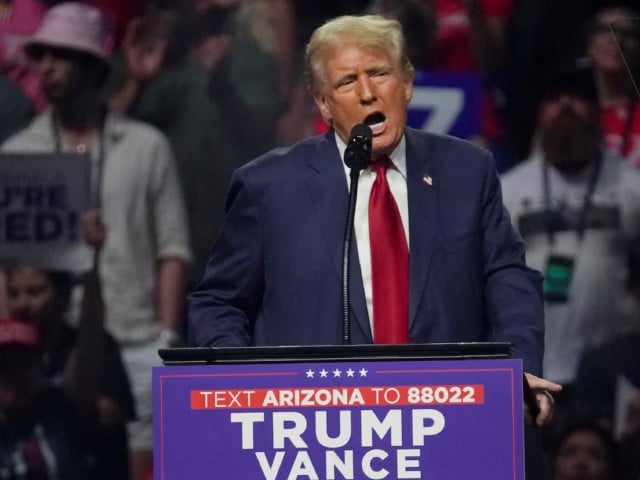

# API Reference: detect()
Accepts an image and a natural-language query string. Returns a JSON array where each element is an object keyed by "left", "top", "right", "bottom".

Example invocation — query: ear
[
  {"left": 404, "top": 77, "right": 413, "bottom": 105},
  {"left": 313, "top": 93, "right": 333, "bottom": 124}
]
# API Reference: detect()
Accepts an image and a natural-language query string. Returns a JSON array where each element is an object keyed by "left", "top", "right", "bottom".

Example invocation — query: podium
[{"left": 153, "top": 343, "right": 526, "bottom": 479}]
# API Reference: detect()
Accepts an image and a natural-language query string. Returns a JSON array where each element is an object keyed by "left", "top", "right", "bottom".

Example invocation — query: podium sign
[{"left": 153, "top": 358, "right": 524, "bottom": 479}]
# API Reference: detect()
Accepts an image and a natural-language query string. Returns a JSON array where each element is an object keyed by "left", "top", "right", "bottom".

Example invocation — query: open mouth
[{"left": 364, "top": 112, "right": 386, "bottom": 133}]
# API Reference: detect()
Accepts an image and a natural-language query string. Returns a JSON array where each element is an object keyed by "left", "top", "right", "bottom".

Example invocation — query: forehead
[
  {"left": 596, "top": 7, "right": 637, "bottom": 27},
  {"left": 7, "top": 268, "right": 49, "bottom": 286},
  {"left": 541, "top": 88, "right": 596, "bottom": 104},
  {"left": 321, "top": 42, "right": 394, "bottom": 72},
  {"left": 563, "top": 430, "right": 606, "bottom": 450}
]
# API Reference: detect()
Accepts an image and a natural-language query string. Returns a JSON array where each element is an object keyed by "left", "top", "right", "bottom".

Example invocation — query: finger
[
  {"left": 535, "top": 391, "right": 554, "bottom": 427},
  {"left": 524, "top": 373, "right": 563, "bottom": 392}
]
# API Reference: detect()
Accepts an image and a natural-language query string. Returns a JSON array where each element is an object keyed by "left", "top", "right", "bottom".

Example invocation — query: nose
[
  {"left": 35, "top": 52, "right": 56, "bottom": 74},
  {"left": 9, "top": 293, "right": 31, "bottom": 319},
  {"left": 356, "top": 76, "right": 376, "bottom": 104},
  {"left": 556, "top": 94, "right": 574, "bottom": 106}
]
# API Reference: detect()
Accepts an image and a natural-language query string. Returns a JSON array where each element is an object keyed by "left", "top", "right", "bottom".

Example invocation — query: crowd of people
[{"left": 1, "top": 0, "right": 640, "bottom": 479}]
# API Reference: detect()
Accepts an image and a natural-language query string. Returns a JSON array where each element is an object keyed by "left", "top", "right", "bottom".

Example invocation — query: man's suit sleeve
[
  {"left": 187, "top": 167, "right": 264, "bottom": 347},
  {"left": 480, "top": 151, "right": 545, "bottom": 376}
]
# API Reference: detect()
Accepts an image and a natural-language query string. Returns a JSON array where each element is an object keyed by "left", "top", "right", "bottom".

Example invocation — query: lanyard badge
[{"left": 543, "top": 253, "right": 575, "bottom": 302}]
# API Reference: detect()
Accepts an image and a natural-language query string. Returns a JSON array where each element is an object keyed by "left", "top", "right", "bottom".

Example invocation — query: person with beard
[{"left": 501, "top": 63, "right": 640, "bottom": 406}]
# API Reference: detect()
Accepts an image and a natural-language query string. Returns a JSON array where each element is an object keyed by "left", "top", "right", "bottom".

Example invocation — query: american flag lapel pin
[{"left": 422, "top": 175, "right": 433, "bottom": 186}]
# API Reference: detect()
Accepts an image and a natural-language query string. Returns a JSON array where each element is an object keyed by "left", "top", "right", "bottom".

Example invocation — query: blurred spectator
[
  {"left": 225, "top": 0, "right": 298, "bottom": 158},
  {"left": 0, "top": 0, "right": 136, "bottom": 112},
  {"left": 0, "top": 0, "right": 49, "bottom": 111},
  {"left": 501, "top": 63, "right": 640, "bottom": 401},
  {"left": 366, "top": 0, "right": 435, "bottom": 71},
  {"left": 551, "top": 422, "right": 620, "bottom": 480},
  {"left": 5, "top": 265, "right": 134, "bottom": 479},
  {"left": 503, "top": 0, "right": 612, "bottom": 163},
  {"left": 0, "top": 4, "right": 191, "bottom": 479},
  {"left": 108, "top": 1, "right": 299, "bottom": 278},
  {"left": 429, "top": 0, "right": 513, "bottom": 151},
  {"left": 91, "top": 0, "right": 146, "bottom": 46},
  {"left": 0, "top": 319, "right": 98, "bottom": 478},
  {"left": 107, "top": 4, "right": 247, "bottom": 280},
  {"left": 0, "top": 72, "right": 32, "bottom": 142},
  {"left": 426, "top": 0, "right": 511, "bottom": 74},
  {"left": 572, "top": 243, "right": 640, "bottom": 428},
  {"left": 106, "top": 2, "right": 179, "bottom": 114},
  {"left": 584, "top": 5, "right": 640, "bottom": 166}
]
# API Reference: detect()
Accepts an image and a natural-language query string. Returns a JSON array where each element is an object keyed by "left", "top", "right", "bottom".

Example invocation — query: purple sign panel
[
  {"left": 153, "top": 358, "right": 524, "bottom": 479},
  {"left": 407, "top": 70, "right": 483, "bottom": 139}
]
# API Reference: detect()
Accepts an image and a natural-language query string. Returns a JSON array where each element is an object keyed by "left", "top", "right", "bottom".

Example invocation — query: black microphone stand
[{"left": 341, "top": 124, "right": 372, "bottom": 345}]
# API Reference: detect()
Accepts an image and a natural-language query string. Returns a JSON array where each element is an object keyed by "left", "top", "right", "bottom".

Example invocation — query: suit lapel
[
  {"left": 305, "top": 132, "right": 372, "bottom": 342},
  {"left": 405, "top": 130, "right": 438, "bottom": 328}
]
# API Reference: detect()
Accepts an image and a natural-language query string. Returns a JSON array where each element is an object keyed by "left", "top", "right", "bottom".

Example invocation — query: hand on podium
[{"left": 524, "top": 372, "right": 563, "bottom": 427}]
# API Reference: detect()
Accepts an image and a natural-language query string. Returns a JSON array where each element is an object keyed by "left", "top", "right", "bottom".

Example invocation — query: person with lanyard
[
  {"left": 0, "top": 3, "right": 191, "bottom": 480},
  {"left": 188, "top": 14, "right": 561, "bottom": 427},
  {"left": 501, "top": 62, "right": 640, "bottom": 408}
]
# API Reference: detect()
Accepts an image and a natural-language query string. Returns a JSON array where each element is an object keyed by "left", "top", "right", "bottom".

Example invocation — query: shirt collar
[{"left": 40, "top": 107, "right": 127, "bottom": 145}]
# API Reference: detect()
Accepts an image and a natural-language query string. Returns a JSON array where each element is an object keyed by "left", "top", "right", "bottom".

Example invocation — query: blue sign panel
[{"left": 407, "top": 70, "right": 483, "bottom": 139}]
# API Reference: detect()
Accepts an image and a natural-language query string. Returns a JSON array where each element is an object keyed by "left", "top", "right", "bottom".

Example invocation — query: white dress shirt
[{"left": 336, "top": 132, "right": 410, "bottom": 332}]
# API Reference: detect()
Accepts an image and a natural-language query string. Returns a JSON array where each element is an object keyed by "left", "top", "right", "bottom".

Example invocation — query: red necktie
[{"left": 369, "top": 156, "right": 409, "bottom": 344}]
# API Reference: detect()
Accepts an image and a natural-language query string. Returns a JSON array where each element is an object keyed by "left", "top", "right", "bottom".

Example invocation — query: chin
[{"left": 372, "top": 138, "right": 398, "bottom": 155}]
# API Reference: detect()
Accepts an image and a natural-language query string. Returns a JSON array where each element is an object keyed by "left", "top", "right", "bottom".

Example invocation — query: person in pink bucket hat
[
  {"left": 1, "top": 3, "right": 192, "bottom": 480},
  {"left": 23, "top": 2, "right": 110, "bottom": 64},
  {"left": 21, "top": 2, "right": 111, "bottom": 102}
]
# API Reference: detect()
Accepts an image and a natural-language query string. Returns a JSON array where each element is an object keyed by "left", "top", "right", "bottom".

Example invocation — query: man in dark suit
[{"left": 187, "top": 14, "right": 560, "bottom": 425}]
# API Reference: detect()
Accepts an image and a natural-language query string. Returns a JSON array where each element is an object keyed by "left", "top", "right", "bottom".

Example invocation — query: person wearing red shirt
[{"left": 586, "top": 5, "right": 640, "bottom": 167}]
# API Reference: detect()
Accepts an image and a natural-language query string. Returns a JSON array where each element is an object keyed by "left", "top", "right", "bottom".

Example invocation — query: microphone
[
  {"left": 344, "top": 123, "right": 373, "bottom": 172},
  {"left": 341, "top": 124, "right": 372, "bottom": 345}
]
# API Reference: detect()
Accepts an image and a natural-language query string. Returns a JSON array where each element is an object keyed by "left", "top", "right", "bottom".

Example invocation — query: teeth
[{"left": 369, "top": 121, "right": 385, "bottom": 132}]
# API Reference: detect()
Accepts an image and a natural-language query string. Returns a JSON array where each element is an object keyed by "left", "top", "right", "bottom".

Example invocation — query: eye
[
  {"left": 26, "top": 285, "right": 46, "bottom": 296},
  {"left": 335, "top": 76, "right": 355, "bottom": 88},
  {"left": 335, "top": 78, "right": 356, "bottom": 93},
  {"left": 370, "top": 69, "right": 391, "bottom": 81}
]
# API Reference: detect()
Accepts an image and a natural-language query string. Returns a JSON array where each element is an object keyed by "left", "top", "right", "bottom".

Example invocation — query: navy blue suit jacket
[{"left": 188, "top": 128, "right": 544, "bottom": 375}]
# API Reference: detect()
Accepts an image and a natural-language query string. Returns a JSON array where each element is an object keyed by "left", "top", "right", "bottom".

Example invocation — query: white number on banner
[{"left": 410, "top": 86, "right": 465, "bottom": 134}]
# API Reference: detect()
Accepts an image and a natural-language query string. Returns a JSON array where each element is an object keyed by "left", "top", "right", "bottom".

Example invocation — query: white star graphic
[
  {"left": 359, "top": 368, "right": 368, "bottom": 377},
  {"left": 320, "top": 369, "right": 328, "bottom": 378},
  {"left": 346, "top": 368, "right": 355, "bottom": 377},
  {"left": 305, "top": 369, "right": 315, "bottom": 378},
  {"left": 333, "top": 368, "right": 342, "bottom": 378}
]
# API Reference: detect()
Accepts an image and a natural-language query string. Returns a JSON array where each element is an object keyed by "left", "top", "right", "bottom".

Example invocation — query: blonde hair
[{"left": 304, "top": 15, "right": 414, "bottom": 94}]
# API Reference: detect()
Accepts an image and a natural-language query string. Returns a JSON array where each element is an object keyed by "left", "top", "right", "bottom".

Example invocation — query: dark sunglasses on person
[{"left": 27, "top": 44, "right": 86, "bottom": 63}]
